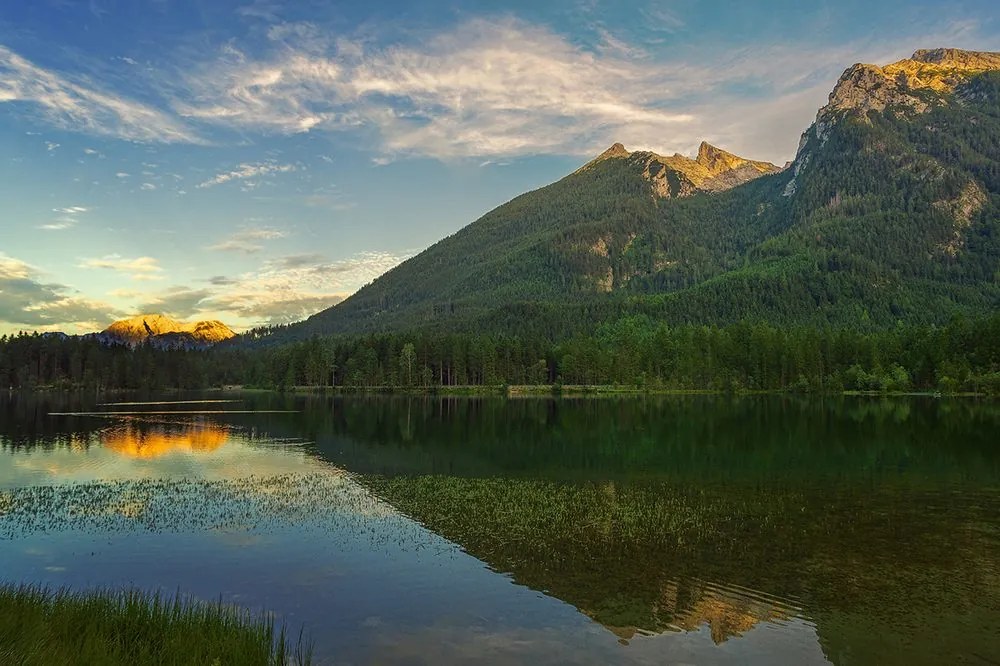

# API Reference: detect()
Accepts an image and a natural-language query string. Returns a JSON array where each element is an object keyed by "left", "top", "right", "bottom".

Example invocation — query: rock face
[
  {"left": 783, "top": 47, "right": 1000, "bottom": 197},
  {"left": 580, "top": 141, "right": 782, "bottom": 199},
  {"left": 821, "top": 48, "right": 1000, "bottom": 117},
  {"left": 103, "top": 314, "right": 236, "bottom": 349}
]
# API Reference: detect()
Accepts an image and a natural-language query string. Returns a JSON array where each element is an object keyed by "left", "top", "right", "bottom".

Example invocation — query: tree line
[{"left": 2, "top": 314, "right": 999, "bottom": 394}]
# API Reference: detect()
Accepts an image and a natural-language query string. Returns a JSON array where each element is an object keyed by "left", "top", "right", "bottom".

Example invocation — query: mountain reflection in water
[
  {"left": 1, "top": 393, "right": 998, "bottom": 665},
  {"left": 100, "top": 420, "right": 229, "bottom": 458}
]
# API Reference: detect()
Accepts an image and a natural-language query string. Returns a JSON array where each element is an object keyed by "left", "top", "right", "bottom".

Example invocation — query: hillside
[{"left": 279, "top": 48, "right": 1000, "bottom": 341}]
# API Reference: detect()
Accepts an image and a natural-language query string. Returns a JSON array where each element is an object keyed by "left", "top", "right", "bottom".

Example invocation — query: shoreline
[{"left": 12, "top": 384, "right": 993, "bottom": 399}]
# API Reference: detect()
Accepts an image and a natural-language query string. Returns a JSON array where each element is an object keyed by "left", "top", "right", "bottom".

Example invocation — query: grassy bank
[{"left": 0, "top": 584, "right": 310, "bottom": 666}]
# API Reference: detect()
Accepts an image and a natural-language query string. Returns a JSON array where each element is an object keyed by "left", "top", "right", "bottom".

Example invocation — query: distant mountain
[
  {"left": 103, "top": 314, "right": 236, "bottom": 349},
  {"left": 578, "top": 141, "right": 781, "bottom": 198},
  {"left": 273, "top": 47, "right": 1000, "bottom": 341}
]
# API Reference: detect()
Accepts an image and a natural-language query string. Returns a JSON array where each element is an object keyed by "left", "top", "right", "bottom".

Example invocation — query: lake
[{"left": 1, "top": 392, "right": 998, "bottom": 665}]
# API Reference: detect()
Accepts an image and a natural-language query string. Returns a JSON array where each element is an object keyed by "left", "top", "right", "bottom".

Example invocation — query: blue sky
[{"left": 1, "top": 0, "right": 997, "bottom": 334}]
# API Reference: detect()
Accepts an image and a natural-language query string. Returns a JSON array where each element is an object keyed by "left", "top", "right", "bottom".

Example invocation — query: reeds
[{"left": 0, "top": 584, "right": 311, "bottom": 666}]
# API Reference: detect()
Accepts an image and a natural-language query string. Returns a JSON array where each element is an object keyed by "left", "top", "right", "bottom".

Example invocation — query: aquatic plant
[
  {"left": 0, "top": 474, "right": 397, "bottom": 539},
  {"left": 359, "top": 473, "right": 1000, "bottom": 662},
  {"left": 0, "top": 584, "right": 311, "bottom": 665}
]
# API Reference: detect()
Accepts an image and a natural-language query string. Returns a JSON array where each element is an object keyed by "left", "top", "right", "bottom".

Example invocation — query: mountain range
[{"left": 266, "top": 47, "right": 1000, "bottom": 342}]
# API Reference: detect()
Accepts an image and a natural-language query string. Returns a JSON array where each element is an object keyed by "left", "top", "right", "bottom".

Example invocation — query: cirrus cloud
[
  {"left": 79, "top": 254, "right": 163, "bottom": 281},
  {"left": 196, "top": 161, "right": 298, "bottom": 189},
  {"left": 0, "top": 45, "right": 200, "bottom": 144},
  {"left": 175, "top": 17, "right": 697, "bottom": 159},
  {"left": 208, "top": 226, "right": 288, "bottom": 254}
]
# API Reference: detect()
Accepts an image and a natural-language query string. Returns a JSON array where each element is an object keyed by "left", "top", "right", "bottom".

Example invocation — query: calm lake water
[{"left": 1, "top": 393, "right": 998, "bottom": 665}]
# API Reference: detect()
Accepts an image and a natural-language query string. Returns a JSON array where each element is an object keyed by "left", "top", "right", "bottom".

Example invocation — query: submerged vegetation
[
  {"left": 0, "top": 474, "right": 398, "bottom": 540},
  {"left": 0, "top": 584, "right": 310, "bottom": 666},
  {"left": 362, "top": 474, "right": 1000, "bottom": 663}
]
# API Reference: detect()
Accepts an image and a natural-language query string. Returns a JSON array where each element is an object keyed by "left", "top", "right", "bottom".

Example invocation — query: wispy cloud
[
  {"left": 176, "top": 17, "right": 696, "bottom": 159},
  {"left": 0, "top": 44, "right": 200, "bottom": 143},
  {"left": 196, "top": 161, "right": 297, "bottom": 189},
  {"left": 117, "top": 250, "right": 406, "bottom": 326},
  {"left": 202, "top": 251, "right": 407, "bottom": 324},
  {"left": 172, "top": 16, "right": 994, "bottom": 163},
  {"left": 79, "top": 254, "right": 163, "bottom": 280},
  {"left": 207, "top": 227, "right": 287, "bottom": 254},
  {"left": 39, "top": 206, "right": 89, "bottom": 231},
  {"left": 640, "top": 4, "right": 687, "bottom": 34},
  {"left": 137, "top": 286, "right": 213, "bottom": 319},
  {"left": 3, "top": 16, "right": 991, "bottom": 163}
]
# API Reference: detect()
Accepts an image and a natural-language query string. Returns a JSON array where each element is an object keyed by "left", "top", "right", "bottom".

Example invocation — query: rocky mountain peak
[
  {"left": 103, "top": 314, "right": 236, "bottom": 348},
  {"left": 696, "top": 142, "right": 756, "bottom": 175},
  {"left": 911, "top": 48, "right": 1000, "bottom": 69},
  {"left": 579, "top": 141, "right": 781, "bottom": 199},
  {"left": 821, "top": 47, "right": 1000, "bottom": 118},
  {"left": 784, "top": 47, "right": 1000, "bottom": 197},
  {"left": 602, "top": 142, "right": 631, "bottom": 158}
]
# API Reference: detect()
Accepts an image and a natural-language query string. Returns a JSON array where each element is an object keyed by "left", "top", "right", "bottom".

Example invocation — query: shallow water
[{"left": 1, "top": 392, "right": 998, "bottom": 664}]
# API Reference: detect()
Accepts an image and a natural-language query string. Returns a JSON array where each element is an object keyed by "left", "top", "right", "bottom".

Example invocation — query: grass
[{"left": 0, "top": 584, "right": 311, "bottom": 666}]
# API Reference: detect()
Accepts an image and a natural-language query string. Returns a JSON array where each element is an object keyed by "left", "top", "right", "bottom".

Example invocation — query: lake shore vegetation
[{"left": 0, "top": 584, "right": 311, "bottom": 666}]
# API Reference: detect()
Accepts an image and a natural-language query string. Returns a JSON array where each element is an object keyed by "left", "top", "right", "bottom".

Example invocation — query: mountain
[
  {"left": 103, "top": 314, "right": 236, "bottom": 349},
  {"left": 578, "top": 141, "right": 781, "bottom": 198},
  {"left": 277, "top": 48, "right": 1000, "bottom": 341}
]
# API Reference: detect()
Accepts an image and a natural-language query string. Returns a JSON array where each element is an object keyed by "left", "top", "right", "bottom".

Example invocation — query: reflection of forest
[
  {"left": 361, "top": 475, "right": 1000, "bottom": 665},
  {"left": 6, "top": 395, "right": 1000, "bottom": 484},
  {"left": 3, "top": 392, "right": 999, "bottom": 664},
  {"left": 101, "top": 421, "right": 229, "bottom": 458}
]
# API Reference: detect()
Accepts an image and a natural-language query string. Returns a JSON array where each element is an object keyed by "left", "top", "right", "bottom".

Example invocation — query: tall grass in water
[{"left": 0, "top": 584, "right": 311, "bottom": 666}]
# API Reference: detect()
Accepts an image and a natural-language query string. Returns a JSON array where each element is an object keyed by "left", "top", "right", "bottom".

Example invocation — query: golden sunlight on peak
[{"left": 101, "top": 422, "right": 230, "bottom": 459}]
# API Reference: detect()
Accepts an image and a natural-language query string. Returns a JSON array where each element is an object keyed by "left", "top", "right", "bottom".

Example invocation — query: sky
[{"left": 0, "top": 0, "right": 997, "bottom": 334}]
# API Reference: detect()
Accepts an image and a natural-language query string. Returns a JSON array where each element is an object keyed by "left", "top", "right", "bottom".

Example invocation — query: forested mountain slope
[{"left": 281, "top": 48, "right": 1000, "bottom": 341}]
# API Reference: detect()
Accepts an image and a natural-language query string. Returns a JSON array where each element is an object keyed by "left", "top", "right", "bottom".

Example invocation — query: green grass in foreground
[{"left": 0, "top": 584, "right": 311, "bottom": 666}]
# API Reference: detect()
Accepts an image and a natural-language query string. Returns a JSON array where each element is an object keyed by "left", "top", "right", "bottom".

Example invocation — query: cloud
[
  {"left": 211, "top": 293, "right": 344, "bottom": 324},
  {"left": 5, "top": 16, "right": 992, "bottom": 164},
  {"left": 196, "top": 161, "right": 297, "bottom": 189},
  {"left": 0, "top": 253, "right": 120, "bottom": 331},
  {"left": 640, "top": 4, "right": 687, "bottom": 34},
  {"left": 0, "top": 44, "right": 200, "bottom": 144},
  {"left": 38, "top": 220, "right": 77, "bottom": 231},
  {"left": 116, "top": 251, "right": 400, "bottom": 326},
  {"left": 79, "top": 254, "right": 163, "bottom": 280},
  {"left": 270, "top": 253, "right": 326, "bottom": 270},
  {"left": 207, "top": 275, "right": 237, "bottom": 286},
  {"left": 140, "top": 182, "right": 157, "bottom": 190},
  {"left": 172, "top": 16, "right": 996, "bottom": 163},
  {"left": 39, "top": 206, "right": 89, "bottom": 231},
  {"left": 136, "top": 286, "right": 213, "bottom": 319},
  {"left": 204, "top": 250, "right": 410, "bottom": 325},
  {"left": 45, "top": 141, "right": 60, "bottom": 151},
  {"left": 207, "top": 227, "right": 287, "bottom": 254},
  {"left": 176, "top": 17, "right": 697, "bottom": 159}
]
